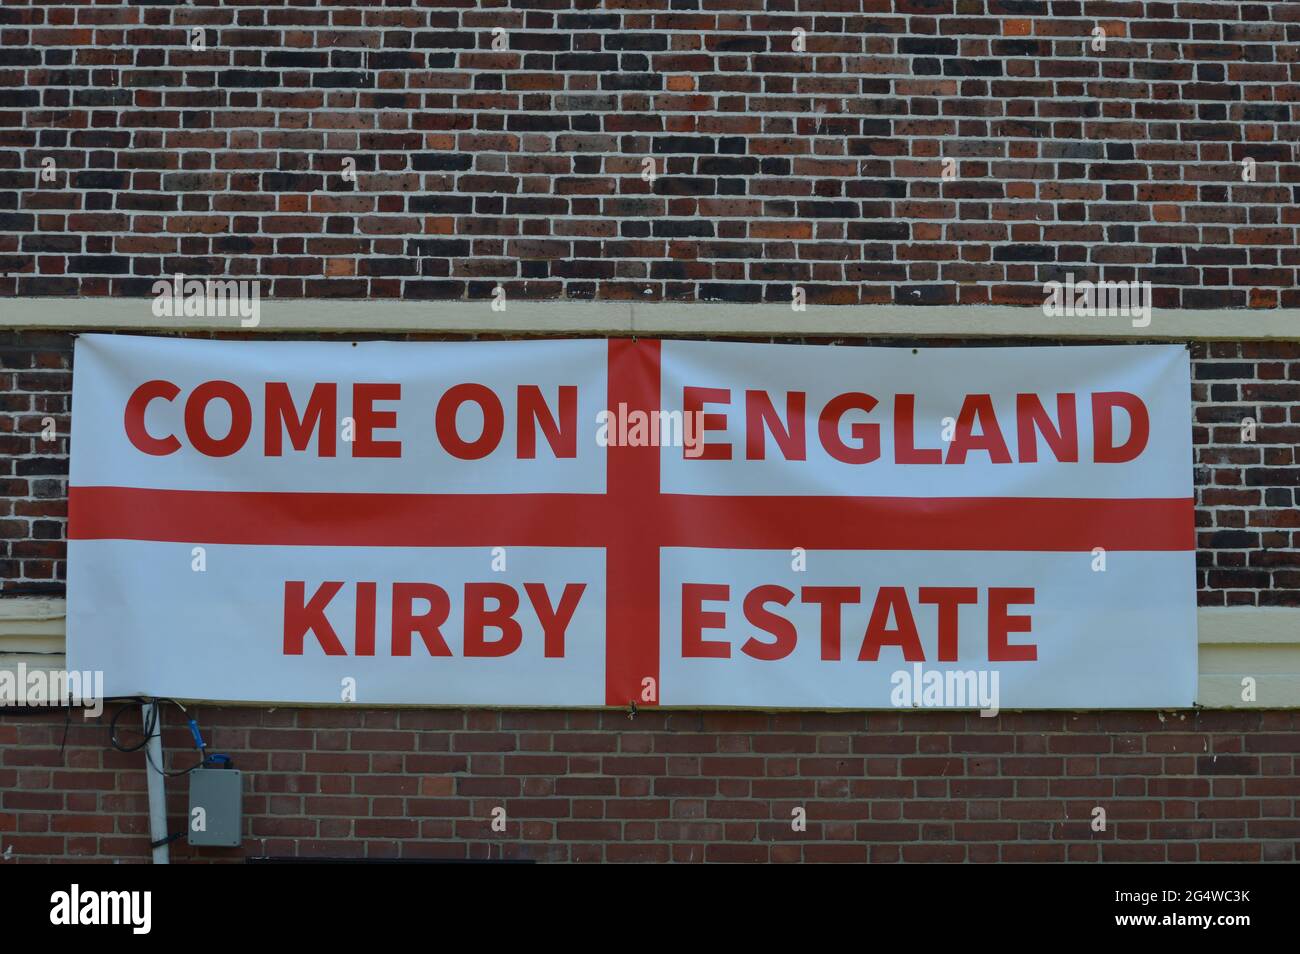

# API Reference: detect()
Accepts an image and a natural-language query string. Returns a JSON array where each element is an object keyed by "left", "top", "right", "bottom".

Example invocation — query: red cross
[{"left": 69, "top": 339, "right": 1193, "bottom": 706}]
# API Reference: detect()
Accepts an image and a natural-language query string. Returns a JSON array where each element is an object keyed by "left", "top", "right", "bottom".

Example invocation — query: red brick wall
[
  {"left": 0, "top": 1, "right": 1297, "bottom": 306},
  {"left": 3, "top": 1, "right": 1299, "bottom": 865},
  {"left": 2, "top": 705, "right": 1297, "bottom": 863}
]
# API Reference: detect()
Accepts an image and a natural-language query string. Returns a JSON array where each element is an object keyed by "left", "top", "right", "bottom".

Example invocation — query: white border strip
[{"left": 2, "top": 298, "right": 1299, "bottom": 339}]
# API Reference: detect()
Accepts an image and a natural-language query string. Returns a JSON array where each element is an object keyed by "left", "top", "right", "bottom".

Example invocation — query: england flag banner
[{"left": 66, "top": 335, "right": 1197, "bottom": 710}]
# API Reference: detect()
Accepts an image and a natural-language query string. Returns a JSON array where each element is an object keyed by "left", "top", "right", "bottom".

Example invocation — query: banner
[{"left": 67, "top": 335, "right": 1196, "bottom": 709}]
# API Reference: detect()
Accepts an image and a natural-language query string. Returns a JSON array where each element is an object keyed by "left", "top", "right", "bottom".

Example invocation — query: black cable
[
  {"left": 109, "top": 699, "right": 235, "bottom": 782},
  {"left": 110, "top": 696, "right": 207, "bottom": 777},
  {"left": 108, "top": 698, "right": 154, "bottom": 753},
  {"left": 146, "top": 746, "right": 206, "bottom": 779},
  {"left": 108, "top": 695, "right": 187, "bottom": 753},
  {"left": 57, "top": 706, "right": 71, "bottom": 763},
  {"left": 149, "top": 831, "right": 186, "bottom": 850}
]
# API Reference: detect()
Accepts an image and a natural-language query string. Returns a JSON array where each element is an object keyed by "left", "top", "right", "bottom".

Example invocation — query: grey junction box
[{"left": 187, "top": 767, "right": 243, "bottom": 847}]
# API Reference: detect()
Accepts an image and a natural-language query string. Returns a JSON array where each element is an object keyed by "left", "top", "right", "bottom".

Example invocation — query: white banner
[{"left": 67, "top": 335, "right": 1196, "bottom": 709}]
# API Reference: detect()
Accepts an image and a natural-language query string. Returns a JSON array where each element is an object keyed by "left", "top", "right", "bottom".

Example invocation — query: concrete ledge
[
  {"left": 0, "top": 597, "right": 65, "bottom": 655},
  {"left": 1, "top": 298, "right": 1299, "bottom": 339},
  {"left": 1196, "top": 606, "right": 1300, "bottom": 644}
]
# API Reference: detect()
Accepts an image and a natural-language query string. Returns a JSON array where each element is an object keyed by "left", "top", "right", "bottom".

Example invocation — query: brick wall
[
  {"left": 2, "top": 1, "right": 1299, "bottom": 865},
  {"left": 2, "top": 705, "right": 1297, "bottom": 862},
  {"left": 2, "top": 332, "right": 1298, "bottom": 606},
  {"left": 1, "top": 1, "right": 1297, "bottom": 306}
]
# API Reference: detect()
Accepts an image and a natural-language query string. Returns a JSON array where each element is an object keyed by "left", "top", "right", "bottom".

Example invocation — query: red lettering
[
  {"left": 1092, "top": 391, "right": 1149, "bottom": 463},
  {"left": 1016, "top": 393, "right": 1078, "bottom": 463},
  {"left": 463, "top": 582, "right": 522, "bottom": 657},
  {"left": 523, "top": 582, "right": 586, "bottom": 658},
  {"left": 352, "top": 383, "right": 402, "bottom": 458},
  {"left": 436, "top": 383, "right": 504, "bottom": 461},
  {"left": 746, "top": 391, "right": 806, "bottom": 460},
  {"left": 391, "top": 583, "right": 451, "bottom": 657},
  {"left": 124, "top": 380, "right": 181, "bottom": 456},
  {"left": 283, "top": 581, "right": 346, "bottom": 656},
  {"left": 682, "top": 583, "right": 730, "bottom": 657},
  {"left": 818, "top": 393, "right": 880, "bottom": 464},
  {"left": 988, "top": 587, "right": 1036, "bottom": 661},
  {"left": 184, "top": 380, "right": 252, "bottom": 458},
  {"left": 682, "top": 387, "right": 731, "bottom": 460},
  {"left": 918, "top": 587, "right": 979, "bottom": 661},
  {"left": 859, "top": 586, "right": 924, "bottom": 661},
  {"left": 800, "top": 586, "right": 860, "bottom": 661},
  {"left": 354, "top": 581, "right": 377, "bottom": 656},
  {"left": 663, "top": 584, "right": 1038, "bottom": 666},
  {"left": 517, "top": 385, "right": 576, "bottom": 459},
  {"left": 945, "top": 394, "right": 1012, "bottom": 465},
  {"left": 741, "top": 585, "right": 796, "bottom": 660},
  {"left": 265, "top": 382, "right": 337, "bottom": 457},
  {"left": 893, "top": 394, "right": 942, "bottom": 464}
]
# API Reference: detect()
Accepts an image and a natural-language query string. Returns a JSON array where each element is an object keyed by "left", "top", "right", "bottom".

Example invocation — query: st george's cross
[{"left": 67, "top": 336, "right": 1196, "bottom": 709}]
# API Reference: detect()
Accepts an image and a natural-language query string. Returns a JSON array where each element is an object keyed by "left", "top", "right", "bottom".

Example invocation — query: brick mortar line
[
  {"left": 11, "top": 136, "right": 1298, "bottom": 144},
  {"left": 11, "top": 104, "right": 1299, "bottom": 110},
  {"left": 15, "top": 19, "right": 1299, "bottom": 28},
  {"left": 21, "top": 234, "right": 1299, "bottom": 241},
  {"left": 15, "top": 214, "right": 1298, "bottom": 224},
  {"left": 22, "top": 161, "right": 1296, "bottom": 167},
  {"left": 11, "top": 26, "right": 1298, "bottom": 36},
  {"left": 20, "top": 212, "right": 1294, "bottom": 223},
  {"left": 9, "top": 57, "right": 1298, "bottom": 66},
  {"left": 13, "top": 82, "right": 1297, "bottom": 91},
  {"left": 20, "top": 261, "right": 1298, "bottom": 269},
  {"left": 12, "top": 77, "right": 1293, "bottom": 85},
  {"left": 29, "top": 251, "right": 1292, "bottom": 258}
]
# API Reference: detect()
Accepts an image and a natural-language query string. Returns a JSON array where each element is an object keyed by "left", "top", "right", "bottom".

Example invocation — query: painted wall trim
[
  {"left": 2, "top": 600, "right": 1297, "bottom": 709},
  {"left": 2, "top": 298, "right": 1300, "bottom": 339}
]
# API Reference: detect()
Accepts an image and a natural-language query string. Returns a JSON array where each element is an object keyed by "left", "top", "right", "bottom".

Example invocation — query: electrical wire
[
  {"left": 108, "top": 698, "right": 153, "bottom": 752},
  {"left": 109, "top": 696, "right": 208, "bottom": 776},
  {"left": 146, "top": 745, "right": 206, "bottom": 779},
  {"left": 109, "top": 697, "right": 235, "bottom": 851},
  {"left": 57, "top": 706, "right": 71, "bottom": 762}
]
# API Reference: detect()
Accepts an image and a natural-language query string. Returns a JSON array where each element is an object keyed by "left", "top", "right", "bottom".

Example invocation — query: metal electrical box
[{"left": 187, "top": 767, "right": 243, "bottom": 847}]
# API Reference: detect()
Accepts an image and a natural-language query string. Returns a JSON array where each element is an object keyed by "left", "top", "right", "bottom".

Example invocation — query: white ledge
[{"left": 1, "top": 298, "right": 1299, "bottom": 339}]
